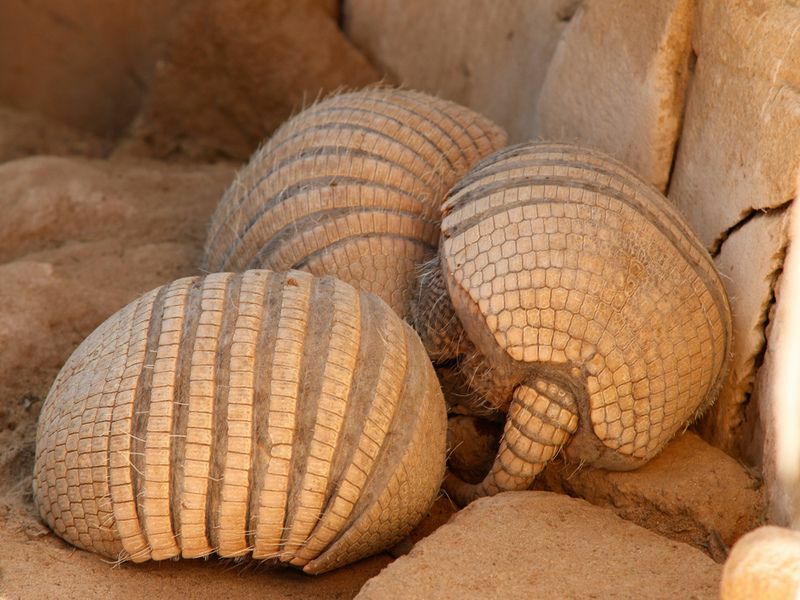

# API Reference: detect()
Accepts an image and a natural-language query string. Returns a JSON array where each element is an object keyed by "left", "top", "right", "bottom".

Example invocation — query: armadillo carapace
[
  {"left": 33, "top": 270, "right": 446, "bottom": 574},
  {"left": 413, "top": 142, "right": 732, "bottom": 505},
  {"left": 202, "top": 88, "right": 506, "bottom": 317}
]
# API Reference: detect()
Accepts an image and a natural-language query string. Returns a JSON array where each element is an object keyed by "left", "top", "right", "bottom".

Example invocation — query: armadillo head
[{"left": 437, "top": 142, "right": 732, "bottom": 470}]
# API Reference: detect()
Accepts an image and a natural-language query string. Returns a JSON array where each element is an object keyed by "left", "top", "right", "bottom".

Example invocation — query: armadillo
[
  {"left": 33, "top": 269, "right": 446, "bottom": 574},
  {"left": 412, "top": 142, "right": 732, "bottom": 505},
  {"left": 202, "top": 87, "right": 506, "bottom": 317}
]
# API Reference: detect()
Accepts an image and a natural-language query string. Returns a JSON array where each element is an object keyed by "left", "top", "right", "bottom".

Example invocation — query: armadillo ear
[{"left": 443, "top": 378, "right": 579, "bottom": 506}]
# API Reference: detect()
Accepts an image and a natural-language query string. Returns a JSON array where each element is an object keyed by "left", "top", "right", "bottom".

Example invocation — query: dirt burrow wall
[{"left": 0, "top": 0, "right": 378, "bottom": 160}]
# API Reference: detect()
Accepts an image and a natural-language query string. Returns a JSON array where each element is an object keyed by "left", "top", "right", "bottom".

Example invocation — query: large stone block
[
  {"left": 701, "top": 210, "right": 791, "bottom": 455},
  {"left": 754, "top": 198, "right": 800, "bottom": 527},
  {"left": 534, "top": 0, "right": 694, "bottom": 191},
  {"left": 543, "top": 432, "right": 764, "bottom": 559},
  {"left": 343, "top": 0, "right": 580, "bottom": 141},
  {"left": 357, "top": 492, "right": 721, "bottom": 599},
  {"left": 663, "top": 0, "right": 800, "bottom": 523},
  {"left": 668, "top": 0, "right": 800, "bottom": 248}
]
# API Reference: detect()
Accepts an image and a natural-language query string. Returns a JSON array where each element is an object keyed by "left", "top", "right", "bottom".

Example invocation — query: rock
[
  {"left": 721, "top": 526, "right": 800, "bottom": 599},
  {"left": 700, "top": 212, "right": 791, "bottom": 456},
  {"left": 357, "top": 492, "right": 721, "bottom": 599},
  {"left": 120, "top": 0, "right": 378, "bottom": 161},
  {"left": 534, "top": 0, "right": 694, "bottom": 191},
  {"left": 542, "top": 432, "right": 764, "bottom": 560},
  {"left": 0, "top": 157, "right": 232, "bottom": 264},
  {"left": 0, "top": 0, "right": 184, "bottom": 137},
  {"left": 0, "top": 106, "right": 109, "bottom": 163},
  {"left": 668, "top": 0, "right": 800, "bottom": 248},
  {"left": 752, "top": 200, "right": 800, "bottom": 526},
  {"left": 343, "top": 0, "right": 580, "bottom": 141}
]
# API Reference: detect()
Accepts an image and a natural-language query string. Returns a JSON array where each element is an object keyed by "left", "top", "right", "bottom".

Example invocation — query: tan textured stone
[
  {"left": 0, "top": 0, "right": 184, "bottom": 137},
  {"left": 663, "top": 0, "right": 800, "bottom": 523},
  {"left": 357, "top": 492, "right": 721, "bottom": 599},
  {"left": 343, "top": 0, "right": 580, "bottom": 141},
  {"left": 721, "top": 526, "right": 800, "bottom": 600},
  {"left": 755, "top": 198, "right": 800, "bottom": 527},
  {"left": 544, "top": 432, "right": 764, "bottom": 558},
  {"left": 1, "top": 530, "right": 390, "bottom": 599},
  {"left": 701, "top": 211, "right": 791, "bottom": 454},
  {"left": 121, "top": 0, "right": 378, "bottom": 161},
  {"left": 669, "top": 0, "right": 800, "bottom": 248},
  {"left": 534, "top": 0, "right": 694, "bottom": 191}
]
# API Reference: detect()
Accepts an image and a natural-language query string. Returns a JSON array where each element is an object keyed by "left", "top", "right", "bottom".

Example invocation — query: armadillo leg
[
  {"left": 410, "top": 254, "right": 468, "bottom": 362},
  {"left": 444, "top": 378, "right": 578, "bottom": 506}
]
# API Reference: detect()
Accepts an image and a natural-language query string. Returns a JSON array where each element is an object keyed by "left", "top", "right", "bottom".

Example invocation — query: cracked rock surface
[
  {"left": 668, "top": 0, "right": 800, "bottom": 249},
  {"left": 701, "top": 208, "right": 792, "bottom": 456},
  {"left": 751, "top": 200, "right": 800, "bottom": 526}
]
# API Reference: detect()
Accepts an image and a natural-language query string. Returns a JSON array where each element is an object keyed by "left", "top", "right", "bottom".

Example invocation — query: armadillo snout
[{"left": 33, "top": 269, "right": 447, "bottom": 573}]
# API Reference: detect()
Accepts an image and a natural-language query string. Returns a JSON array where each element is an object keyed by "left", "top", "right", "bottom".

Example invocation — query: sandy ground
[{"left": 1, "top": 483, "right": 451, "bottom": 600}]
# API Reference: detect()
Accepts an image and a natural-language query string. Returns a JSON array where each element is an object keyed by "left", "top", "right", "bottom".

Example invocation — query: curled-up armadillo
[
  {"left": 33, "top": 269, "right": 446, "bottom": 574},
  {"left": 412, "top": 142, "right": 732, "bottom": 505},
  {"left": 202, "top": 87, "right": 506, "bottom": 317}
]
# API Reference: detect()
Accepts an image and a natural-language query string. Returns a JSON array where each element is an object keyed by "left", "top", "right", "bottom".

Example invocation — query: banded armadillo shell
[
  {"left": 202, "top": 87, "right": 506, "bottom": 317},
  {"left": 439, "top": 142, "right": 732, "bottom": 467},
  {"left": 33, "top": 269, "right": 446, "bottom": 574}
]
